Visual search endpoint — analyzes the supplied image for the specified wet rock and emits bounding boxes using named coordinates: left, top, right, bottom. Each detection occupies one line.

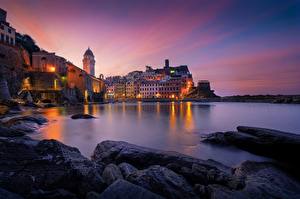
left=71, top=114, right=95, bottom=119
left=102, top=164, right=123, bottom=185
left=0, top=187, right=24, bottom=199
left=127, top=165, right=197, bottom=199
left=0, top=99, right=21, bottom=112
left=92, top=141, right=226, bottom=171
left=92, top=140, right=236, bottom=188
left=118, top=162, right=137, bottom=178
left=3, top=115, right=48, bottom=126
left=0, top=137, right=105, bottom=198
left=193, top=184, right=209, bottom=198
left=98, top=179, right=165, bottom=199
left=0, top=125, right=25, bottom=137
left=0, top=115, right=48, bottom=133
left=85, top=191, right=101, bottom=199
left=207, top=161, right=300, bottom=199
left=28, top=189, right=77, bottom=199
left=203, top=126, right=300, bottom=165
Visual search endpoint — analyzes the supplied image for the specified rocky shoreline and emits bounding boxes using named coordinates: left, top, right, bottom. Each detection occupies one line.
left=1, top=101, right=300, bottom=198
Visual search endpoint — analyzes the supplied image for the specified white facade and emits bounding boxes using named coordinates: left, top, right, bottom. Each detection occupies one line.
left=0, top=9, right=15, bottom=46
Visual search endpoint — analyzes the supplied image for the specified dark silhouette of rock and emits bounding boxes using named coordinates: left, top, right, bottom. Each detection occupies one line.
left=98, top=179, right=165, bottom=199
left=102, top=164, right=123, bottom=185
left=28, top=189, right=77, bottom=199
left=1, top=115, right=48, bottom=133
left=0, top=99, right=21, bottom=112
left=203, top=126, right=300, bottom=165
left=0, top=137, right=105, bottom=198
left=91, top=141, right=240, bottom=188
left=0, top=125, right=25, bottom=137
left=0, top=187, right=24, bottom=199
left=71, top=114, right=95, bottom=119
left=3, top=115, right=48, bottom=126
left=206, top=161, right=300, bottom=199
left=127, top=165, right=197, bottom=199
left=118, top=162, right=138, bottom=178
left=85, top=191, right=101, bottom=199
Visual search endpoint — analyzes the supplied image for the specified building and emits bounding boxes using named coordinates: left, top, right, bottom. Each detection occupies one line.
left=126, top=81, right=140, bottom=98
left=83, top=47, right=95, bottom=76
left=32, top=51, right=67, bottom=75
left=0, top=8, right=15, bottom=46
left=104, top=59, right=194, bottom=100
left=66, top=61, right=104, bottom=102
left=140, top=78, right=182, bottom=99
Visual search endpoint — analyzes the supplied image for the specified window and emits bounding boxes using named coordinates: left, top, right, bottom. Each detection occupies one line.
left=6, top=35, right=9, bottom=43
left=10, top=37, right=13, bottom=45
left=0, top=33, right=4, bottom=41
left=0, top=25, right=4, bottom=30
left=8, top=28, right=11, bottom=34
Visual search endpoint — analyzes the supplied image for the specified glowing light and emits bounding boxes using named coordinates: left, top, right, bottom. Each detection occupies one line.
left=49, top=66, right=56, bottom=72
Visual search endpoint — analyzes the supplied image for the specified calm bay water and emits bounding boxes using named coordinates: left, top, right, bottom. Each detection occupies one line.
left=31, top=102, right=300, bottom=167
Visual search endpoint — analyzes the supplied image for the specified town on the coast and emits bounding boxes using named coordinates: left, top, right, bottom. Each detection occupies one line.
left=0, top=8, right=217, bottom=105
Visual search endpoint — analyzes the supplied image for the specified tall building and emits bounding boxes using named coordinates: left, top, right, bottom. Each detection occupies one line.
left=0, top=8, right=15, bottom=45
left=82, top=47, right=95, bottom=76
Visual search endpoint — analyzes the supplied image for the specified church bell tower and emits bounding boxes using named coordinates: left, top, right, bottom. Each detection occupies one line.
left=83, top=47, right=95, bottom=76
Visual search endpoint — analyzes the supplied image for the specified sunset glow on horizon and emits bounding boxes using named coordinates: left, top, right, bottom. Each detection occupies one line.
left=1, top=0, right=299, bottom=96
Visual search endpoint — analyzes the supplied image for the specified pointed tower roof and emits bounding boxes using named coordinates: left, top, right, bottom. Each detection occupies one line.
left=84, top=47, right=94, bottom=57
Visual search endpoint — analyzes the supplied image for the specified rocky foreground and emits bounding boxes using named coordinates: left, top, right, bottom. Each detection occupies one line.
left=0, top=128, right=300, bottom=198
left=0, top=100, right=300, bottom=198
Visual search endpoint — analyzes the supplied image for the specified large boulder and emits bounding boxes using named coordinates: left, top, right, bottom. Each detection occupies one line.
left=102, top=164, right=123, bottom=185
left=0, top=137, right=105, bottom=198
left=0, top=125, right=25, bottom=137
left=127, top=165, right=197, bottom=199
left=0, top=187, right=24, bottom=199
left=0, top=115, right=48, bottom=134
left=92, top=141, right=228, bottom=171
left=118, top=162, right=138, bottom=178
left=91, top=141, right=240, bottom=189
left=98, top=179, right=165, bottom=199
left=206, top=161, right=300, bottom=199
left=202, top=126, right=300, bottom=165
left=27, top=189, right=77, bottom=199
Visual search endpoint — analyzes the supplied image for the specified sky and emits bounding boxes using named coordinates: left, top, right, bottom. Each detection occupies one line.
left=1, top=0, right=299, bottom=96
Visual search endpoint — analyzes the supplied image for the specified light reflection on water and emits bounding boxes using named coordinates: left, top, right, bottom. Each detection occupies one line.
left=31, top=102, right=300, bottom=167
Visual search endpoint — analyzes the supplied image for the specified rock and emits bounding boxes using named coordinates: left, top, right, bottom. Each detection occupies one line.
left=0, top=125, right=25, bottom=137
left=0, top=137, right=105, bottom=198
left=202, top=126, right=300, bottom=165
left=207, top=161, right=300, bottom=199
left=118, top=162, right=137, bottom=178
left=98, top=179, right=165, bottom=199
left=193, top=184, right=209, bottom=198
left=92, top=141, right=237, bottom=188
left=127, top=165, right=197, bottom=199
left=28, top=189, right=77, bottom=199
left=3, top=115, right=48, bottom=126
left=0, top=115, right=48, bottom=133
left=0, top=99, right=21, bottom=111
left=0, top=187, right=24, bottom=199
left=92, top=141, right=227, bottom=171
left=71, top=114, right=95, bottom=119
left=102, top=164, right=123, bottom=185
left=85, top=191, right=101, bottom=199
left=0, top=105, right=9, bottom=115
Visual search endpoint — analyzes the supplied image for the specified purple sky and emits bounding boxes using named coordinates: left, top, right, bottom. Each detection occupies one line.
left=1, top=0, right=300, bottom=95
